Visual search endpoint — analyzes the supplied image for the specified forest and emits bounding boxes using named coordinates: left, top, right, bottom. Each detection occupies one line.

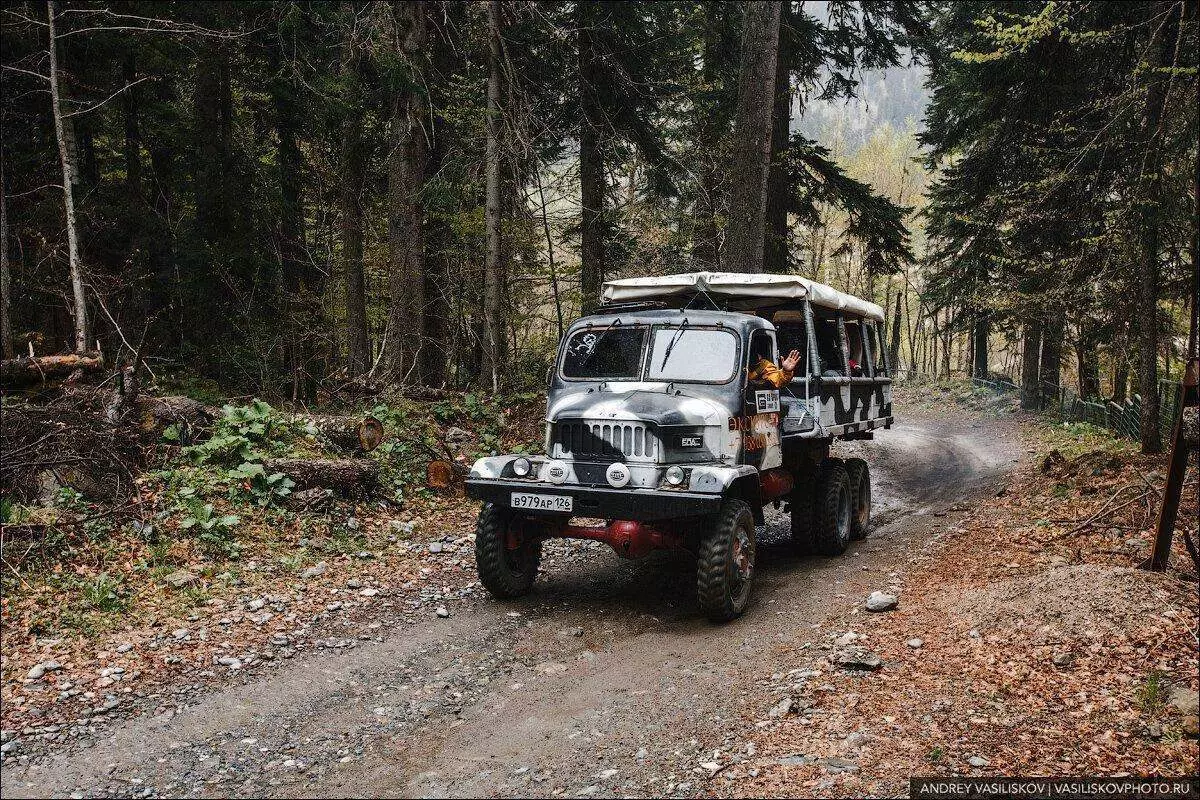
left=1, top=1, right=1193, bottom=453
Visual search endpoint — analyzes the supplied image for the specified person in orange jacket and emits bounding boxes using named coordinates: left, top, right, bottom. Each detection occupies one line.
left=748, top=349, right=802, bottom=389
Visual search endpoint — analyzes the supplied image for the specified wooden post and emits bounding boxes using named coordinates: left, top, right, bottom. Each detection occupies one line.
left=1147, top=360, right=1197, bottom=570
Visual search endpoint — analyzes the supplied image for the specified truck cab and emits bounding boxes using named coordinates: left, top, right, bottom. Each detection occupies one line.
left=466, top=273, right=893, bottom=621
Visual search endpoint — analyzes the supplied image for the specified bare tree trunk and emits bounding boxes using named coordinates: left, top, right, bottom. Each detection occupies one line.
left=763, top=3, right=792, bottom=273
left=269, top=37, right=312, bottom=401
left=1113, top=359, right=1129, bottom=403
left=941, top=309, right=952, bottom=378
left=536, top=170, right=564, bottom=341
left=481, top=0, right=504, bottom=392
left=1, top=153, right=12, bottom=359
left=1133, top=0, right=1181, bottom=453
left=578, top=1, right=605, bottom=312
left=722, top=0, right=781, bottom=274
left=972, top=312, right=989, bottom=379
left=382, top=0, right=428, bottom=385
left=47, top=1, right=89, bottom=353
left=888, top=291, right=902, bottom=373
left=1077, top=332, right=1100, bottom=398
left=1040, top=312, right=1064, bottom=406
left=341, top=54, right=369, bottom=376
left=1020, top=318, right=1043, bottom=409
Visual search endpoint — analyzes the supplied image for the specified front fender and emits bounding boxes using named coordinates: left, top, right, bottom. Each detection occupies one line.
left=469, top=454, right=534, bottom=480
left=688, top=465, right=758, bottom=494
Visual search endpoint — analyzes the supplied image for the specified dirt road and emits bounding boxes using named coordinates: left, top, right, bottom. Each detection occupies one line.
left=1, top=408, right=1019, bottom=799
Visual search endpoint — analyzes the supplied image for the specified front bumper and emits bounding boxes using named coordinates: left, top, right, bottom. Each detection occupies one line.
left=464, top=478, right=722, bottom=521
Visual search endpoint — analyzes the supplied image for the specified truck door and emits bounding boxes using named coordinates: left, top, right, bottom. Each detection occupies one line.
left=744, top=329, right=783, bottom=470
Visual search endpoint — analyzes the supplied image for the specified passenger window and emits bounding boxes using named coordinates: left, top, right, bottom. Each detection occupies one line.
left=865, top=322, right=888, bottom=377
left=844, top=320, right=865, bottom=376
left=814, top=315, right=843, bottom=376
left=771, top=311, right=808, bottom=378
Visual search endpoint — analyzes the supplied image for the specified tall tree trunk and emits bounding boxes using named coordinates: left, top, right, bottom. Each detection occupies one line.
left=1113, top=359, right=1129, bottom=403
left=579, top=1, right=605, bottom=312
left=723, top=0, right=781, bottom=274
left=422, top=219, right=451, bottom=386
left=122, top=50, right=141, bottom=194
left=383, top=0, right=428, bottom=385
left=692, top=4, right=726, bottom=269
left=481, top=0, right=505, bottom=391
left=941, top=309, right=953, bottom=378
left=763, top=3, right=792, bottom=273
left=1020, top=318, right=1043, bottom=409
left=269, top=39, right=311, bottom=400
left=1040, top=312, right=1064, bottom=407
left=46, top=1, right=89, bottom=353
left=1077, top=331, right=1100, bottom=398
left=341, top=91, right=368, bottom=376
left=888, top=290, right=902, bottom=373
left=973, top=312, right=989, bottom=379
left=1133, top=0, right=1181, bottom=452
left=0, top=153, right=11, bottom=359
left=537, top=170, right=564, bottom=341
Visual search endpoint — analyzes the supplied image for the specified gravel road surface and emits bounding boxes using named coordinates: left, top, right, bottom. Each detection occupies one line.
left=1, top=408, right=1018, bottom=799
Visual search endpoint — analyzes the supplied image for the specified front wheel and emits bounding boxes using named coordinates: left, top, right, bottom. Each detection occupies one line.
left=696, top=499, right=757, bottom=622
left=475, top=503, right=542, bottom=599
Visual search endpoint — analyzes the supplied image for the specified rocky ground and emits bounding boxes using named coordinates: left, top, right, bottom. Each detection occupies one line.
left=2, top=389, right=1197, bottom=798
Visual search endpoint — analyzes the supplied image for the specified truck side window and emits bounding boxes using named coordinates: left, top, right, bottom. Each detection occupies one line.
left=844, top=319, right=865, bottom=376
left=775, top=322, right=807, bottom=378
left=815, top=315, right=842, bottom=376
left=865, top=321, right=888, bottom=377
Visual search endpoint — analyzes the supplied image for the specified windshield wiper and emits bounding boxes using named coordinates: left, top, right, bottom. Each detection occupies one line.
left=659, top=317, right=690, bottom=371
left=579, top=317, right=622, bottom=366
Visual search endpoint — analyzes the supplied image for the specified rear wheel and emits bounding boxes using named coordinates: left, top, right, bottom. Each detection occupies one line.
left=475, top=503, right=542, bottom=598
left=788, top=475, right=816, bottom=553
left=813, top=459, right=852, bottom=556
left=845, top=457, right=871, bottom=540
left=696, top=499, right=756, bottom=622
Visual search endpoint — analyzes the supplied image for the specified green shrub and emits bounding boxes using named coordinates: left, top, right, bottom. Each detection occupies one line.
left=180, top=502, right=241, bottom=557
left=228, top=461, right=294, bottom=506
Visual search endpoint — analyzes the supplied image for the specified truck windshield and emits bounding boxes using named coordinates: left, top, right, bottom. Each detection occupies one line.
left=646, top=327, right=738, bottom=383
left=561, top=326, right=647, bottom=379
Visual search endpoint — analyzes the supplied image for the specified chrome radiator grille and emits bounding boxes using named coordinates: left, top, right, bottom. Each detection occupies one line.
left=554, top=420, right=657, bottom=462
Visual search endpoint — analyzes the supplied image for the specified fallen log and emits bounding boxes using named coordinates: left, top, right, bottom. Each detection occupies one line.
left=292, top=414, right=385, bottom=453
left=135, top=395, right=219, bottom=443
left=1, top=351, right=104, bottom=388
left=262, top=458, right=378, bottom=492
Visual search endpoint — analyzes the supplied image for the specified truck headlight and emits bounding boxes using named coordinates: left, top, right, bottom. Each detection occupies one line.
left=512, top=457, right=532, bottom=477
left=665, top=465, right=686, bottom=486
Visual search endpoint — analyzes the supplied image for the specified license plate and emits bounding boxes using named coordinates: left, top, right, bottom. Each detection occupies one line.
left=510, top=492, right=573, bottom=512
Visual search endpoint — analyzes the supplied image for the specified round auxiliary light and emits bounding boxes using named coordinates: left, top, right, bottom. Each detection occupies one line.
left=545, top=460, right=568, bottom=484
left=665, top=465, right=686, bottom=486
left=606, top=462, right=631, bottom=488
left=512, top=457, right=532, bottom=477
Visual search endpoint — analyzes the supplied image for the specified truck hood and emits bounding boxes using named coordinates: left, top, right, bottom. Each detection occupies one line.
left=547, top=388, right=727, bottom=427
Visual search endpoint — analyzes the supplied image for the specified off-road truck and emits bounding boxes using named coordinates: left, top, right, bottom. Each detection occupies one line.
left=465, top=272, right=894, bottom=621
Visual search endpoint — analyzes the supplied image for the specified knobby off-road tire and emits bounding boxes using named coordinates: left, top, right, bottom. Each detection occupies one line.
left=813, top=459, right=852, bottom=556
left=789, top=475, right=816, bottom=553
left=844, top=457, right=871, bottom=540
left=696, top=499, right=757, bottom=623
left=475, top=503, right=542, bottom=599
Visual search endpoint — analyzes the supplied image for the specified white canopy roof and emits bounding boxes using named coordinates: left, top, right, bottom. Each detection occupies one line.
left=601, top=272, right=885, bottom=322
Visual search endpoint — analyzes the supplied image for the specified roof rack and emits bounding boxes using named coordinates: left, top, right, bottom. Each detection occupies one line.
left=594, top=300, right=673, bottom=313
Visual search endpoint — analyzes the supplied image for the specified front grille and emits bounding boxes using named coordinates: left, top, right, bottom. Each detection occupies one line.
left=554, top=420, right=657, bottom=462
